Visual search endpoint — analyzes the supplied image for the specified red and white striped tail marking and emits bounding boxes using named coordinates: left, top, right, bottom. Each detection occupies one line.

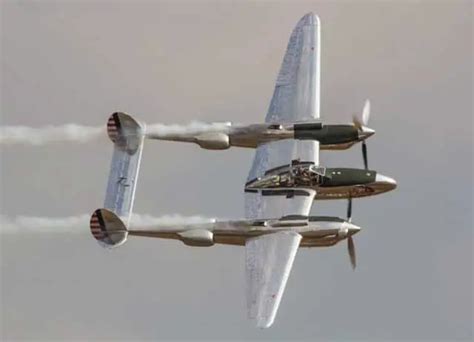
left=89, top=208, right=128, bottom=247
left=90, top=211, right=104, bottom=240
left=107, top=113, right=120, bottom=143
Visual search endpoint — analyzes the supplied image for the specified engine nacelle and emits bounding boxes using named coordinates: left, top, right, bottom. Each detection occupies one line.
left=337, top=227, right=349, bottom=239
left=273, top=215, right=308, bottom=227
left=178, top=229, right=214, bottom=247
left=195, top=132, right=230, bottom=150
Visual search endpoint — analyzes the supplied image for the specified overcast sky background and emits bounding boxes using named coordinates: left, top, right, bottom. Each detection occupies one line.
left=1, top=1, right=472, bottom=340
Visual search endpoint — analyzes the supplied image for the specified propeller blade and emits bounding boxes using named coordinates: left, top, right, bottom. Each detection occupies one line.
left=348, top=236, right=356, bottom=270
left=353, top=99, right=371, bottom=130
left=352, top=115, right=363, bottom=130
left=347, top=198, right=352, bottom=222
left=362, top=99, right=371, bottom=126
left=362, top=141, right=368, bottom=170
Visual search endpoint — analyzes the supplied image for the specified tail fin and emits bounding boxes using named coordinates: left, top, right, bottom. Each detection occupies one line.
left=104, top=112, right=145, bottom=225
left=90, top=209, right=128, bottom=247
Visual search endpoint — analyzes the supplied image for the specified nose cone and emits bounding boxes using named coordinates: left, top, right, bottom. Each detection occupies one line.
left=358, top=126, right=375, bottom=140
left=375, top=174, right=397, bottom=189
left=345, top=222, right=361, bottom=235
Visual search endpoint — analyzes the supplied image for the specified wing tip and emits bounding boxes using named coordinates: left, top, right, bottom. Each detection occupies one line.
left=299, top=12, right=320, bottom=27
left=255, top=317, right=275, bottom=329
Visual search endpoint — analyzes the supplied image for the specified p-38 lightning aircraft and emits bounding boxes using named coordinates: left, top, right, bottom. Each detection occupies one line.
left=91, top=13, right=397, bottom=328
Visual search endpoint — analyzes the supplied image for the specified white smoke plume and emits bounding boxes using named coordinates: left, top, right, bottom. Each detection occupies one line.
left=0, top=214, right=91, bottom=233
left=0, top=214, right=216, bottom=234
left=0, top=124, right=105, bottom=145
left=145, top=121, right=232, bottom=138
left=129, top=214, right=216, bottom=227
left=0, top=121, right=234, bottom=145
left=0, top=124, right=105, bottom=146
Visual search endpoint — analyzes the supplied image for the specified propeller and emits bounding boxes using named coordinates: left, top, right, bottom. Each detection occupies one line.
left=352, top=99, right=370, bottom=130
left=353, top=99, right=372, bottom=170
left=362, top=99, right=371, bottom=128
left=346, top=197, right=357, bottom=270
left=362, top=141, right=368, bottom=170
left=348, top=236, right=356, bottom=270
left=346, top=197, right=352, bottom=222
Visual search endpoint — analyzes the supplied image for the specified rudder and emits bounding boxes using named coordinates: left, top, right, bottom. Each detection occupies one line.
left=90, top=208, right=128, bottom=247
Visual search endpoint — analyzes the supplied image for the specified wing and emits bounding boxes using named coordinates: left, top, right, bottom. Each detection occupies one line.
left=246, top=231, right=302, bottom=328
left=245, top=187, right=316, bottom=220
left=266, top=12, right=320, bottom=124
left=245, top=13, right=320, bottom=328
left=244, top=188, right=314, bottom=327
left=247, top=12, right=321, bottom=184
left=243, top=13, right=321, bottom=328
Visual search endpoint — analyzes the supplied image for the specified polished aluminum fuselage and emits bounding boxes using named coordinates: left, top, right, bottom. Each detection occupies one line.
left=245, top=164, right=397, bottom=200
left=315, top=182, right=396, bottom=199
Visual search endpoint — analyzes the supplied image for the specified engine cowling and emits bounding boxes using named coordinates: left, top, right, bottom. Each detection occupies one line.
left=337, top=227, right=349, bottom=239
left=195, top=132, right=230, bottom=150
left=178, top=229, right=214, bottom=247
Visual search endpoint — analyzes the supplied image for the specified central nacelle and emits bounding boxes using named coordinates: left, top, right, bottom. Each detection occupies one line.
left=246, top=162, right=326, bottom=189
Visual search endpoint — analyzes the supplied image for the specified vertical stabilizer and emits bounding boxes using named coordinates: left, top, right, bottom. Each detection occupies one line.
left=90, top=208, right=128, bottom=247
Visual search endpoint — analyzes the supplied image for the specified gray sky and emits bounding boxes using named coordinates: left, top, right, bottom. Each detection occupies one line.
left=1, top=1, right=472, bottom=340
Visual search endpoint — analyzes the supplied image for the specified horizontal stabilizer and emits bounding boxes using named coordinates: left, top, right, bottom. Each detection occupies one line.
left=104, top=112, right=145, bottom=225
left=90, top=208, right=128, bottom=247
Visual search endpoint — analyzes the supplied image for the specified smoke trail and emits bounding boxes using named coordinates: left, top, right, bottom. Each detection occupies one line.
left=145, top=121, right=232, bottom=138
left=0, top=124, right=105, bottom=145
left=129, top=214, right=216, bottom=227
left=0, top=121, right=234, bottom=145
left=0, top=214, right=216, bottom=234
left=0, top=214, right=91, bottom=233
